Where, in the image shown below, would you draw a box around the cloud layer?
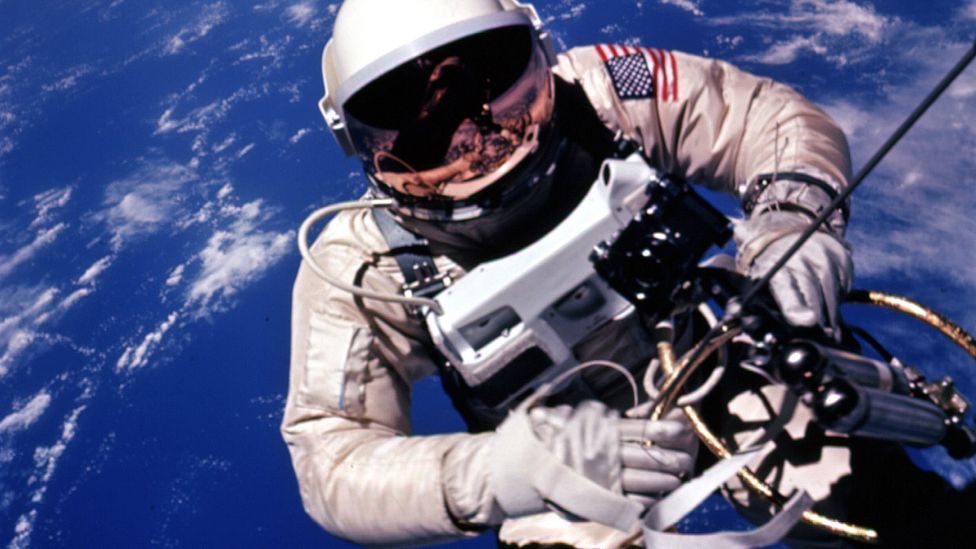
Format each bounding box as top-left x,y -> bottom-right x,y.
0,392 -> 51,435
711,0 -> 893,66
163,2 -> 231,55
99,162 -> 198,250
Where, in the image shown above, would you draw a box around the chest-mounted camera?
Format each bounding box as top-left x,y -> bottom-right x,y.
591,164 -> 732,319
426,153 -> 731,412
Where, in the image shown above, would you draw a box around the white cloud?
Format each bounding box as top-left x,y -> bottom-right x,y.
716,34 -> 745,50
115,195 -> 292,372
12,401 -> 88,548
0,287 -> 59,376
659,0 -> 703,17
30,187 -> 73,228
288,128 -> 311,144
279,81 -> 302,103
99,161 -> 197,250
103,0 -> 126,17
31,403 -> 85,486
0,223 -> 67,280
948,69 -> 976,100
116,311 -> 181,371
710,0 -> 894,67
216,183 -> 233,199
236,34 -> 292,72
163,2 -> 231,55
541,1 -> 588,23
816,37 -> 976,331
714,0 -> 889,41
166,264 -> 185,287
212,134 -> 237,153
58,288 -> 93,311
0,330 -> 35,378
26,289 -> 58,317
253,1 -> 280,12
743,35 -> 827,65
0,282 -> 94,377
155,107 -> 181,134
0,392 -> 51,434
154,84 -> 264,146
177,201 -> 217,230
41,65 -> 95,93
188,200 -> 292,310
964,1 -> 976,20
285,1 -> 316,27
0,56 -> 34,159
155,101 -> 223,135
9,509 -> 36,549
236,143 -> 256,158
77,256 -> 113,286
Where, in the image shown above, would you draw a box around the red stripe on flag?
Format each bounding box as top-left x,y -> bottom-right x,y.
668,50 -> 679,101
608,44 -> 621,58
595,44 -> 609,62
658,49 -> 672,101
644,48 -> 665,101
622,44 -> 635,56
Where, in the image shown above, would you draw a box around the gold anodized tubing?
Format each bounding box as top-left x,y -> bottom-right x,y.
847,289 -> 976,360
652,328 -> 880,543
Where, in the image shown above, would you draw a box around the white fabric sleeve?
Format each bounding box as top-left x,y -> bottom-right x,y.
557,46 -> 852,233
281,210 -> 499,545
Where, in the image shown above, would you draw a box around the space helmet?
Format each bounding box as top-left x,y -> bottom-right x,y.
320,0 -> 559,222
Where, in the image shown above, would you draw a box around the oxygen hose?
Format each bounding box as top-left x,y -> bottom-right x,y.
297,198 -> 445,315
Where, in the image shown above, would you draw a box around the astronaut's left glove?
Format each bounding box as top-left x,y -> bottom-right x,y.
735,210 -> 853,340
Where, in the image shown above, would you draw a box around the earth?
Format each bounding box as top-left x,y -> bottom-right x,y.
1,0 -> 974,547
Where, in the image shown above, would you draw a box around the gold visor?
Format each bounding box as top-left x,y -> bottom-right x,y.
343,26 -> 555,202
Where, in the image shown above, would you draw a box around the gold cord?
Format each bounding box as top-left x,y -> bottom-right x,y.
650,290 -> 976,544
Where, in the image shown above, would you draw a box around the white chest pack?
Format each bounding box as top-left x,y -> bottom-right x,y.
425,154 -> 731,409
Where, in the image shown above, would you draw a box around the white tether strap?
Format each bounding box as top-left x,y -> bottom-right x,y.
636,388 -> 807,548
491,408 -> 645,533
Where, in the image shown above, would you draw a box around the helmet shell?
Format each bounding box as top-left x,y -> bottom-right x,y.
319,0 -> 553,154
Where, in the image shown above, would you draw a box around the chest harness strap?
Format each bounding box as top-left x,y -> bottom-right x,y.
372,208 -> 452,304
372,207 -> 506,432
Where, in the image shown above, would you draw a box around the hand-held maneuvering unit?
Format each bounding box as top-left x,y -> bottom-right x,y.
772,338 -> 976,457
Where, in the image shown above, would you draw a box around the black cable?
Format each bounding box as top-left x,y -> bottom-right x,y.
662,40 -> 976,407
739,39 -> 976,308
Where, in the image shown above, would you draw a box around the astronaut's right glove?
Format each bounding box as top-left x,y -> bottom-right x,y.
484,400 -> 697,531
735,210 -> 853,340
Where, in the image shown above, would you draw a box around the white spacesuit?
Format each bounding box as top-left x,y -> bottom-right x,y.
281,0 -> 859,546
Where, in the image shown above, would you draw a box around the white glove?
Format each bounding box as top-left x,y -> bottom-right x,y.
488,400 -> 697,530
735,211 -> 853,337
617,410 -> 698,506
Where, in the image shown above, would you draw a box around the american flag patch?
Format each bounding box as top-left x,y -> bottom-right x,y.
596,44 -> 679,103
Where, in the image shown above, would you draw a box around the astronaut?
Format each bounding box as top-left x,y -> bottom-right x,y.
281,0 -> 856,546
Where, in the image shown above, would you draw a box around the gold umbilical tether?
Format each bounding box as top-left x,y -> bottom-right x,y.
644,290 -> 976,544
650,324 -> 880,543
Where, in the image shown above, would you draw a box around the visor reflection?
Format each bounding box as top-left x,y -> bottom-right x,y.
343,26 -> 554,201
